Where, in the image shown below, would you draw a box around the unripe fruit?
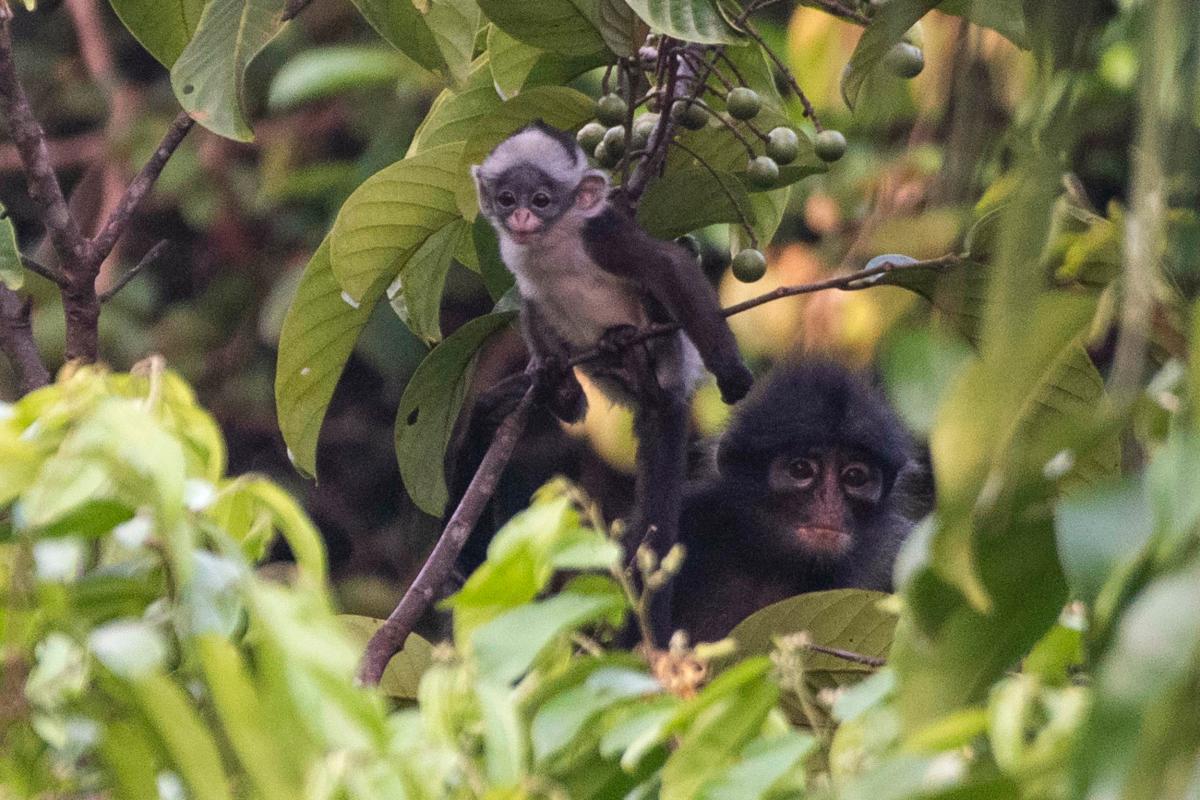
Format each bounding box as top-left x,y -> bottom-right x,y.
814,129 -> 847,162
594,140 -> 619,168
884,42 -> 925,79
671,99 -> 708,130
632,114 -> 659,150
746,155 -> 779,188
602,126 -> 626,157
731,248 -> 767,282
596,93 -> 627,126
765,127 -> 800,164
577,122 -> 606,152
726,87 -> 762,120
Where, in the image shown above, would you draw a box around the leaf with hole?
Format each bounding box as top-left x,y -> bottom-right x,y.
394,311 -> 516,515
171,0 -> 290,142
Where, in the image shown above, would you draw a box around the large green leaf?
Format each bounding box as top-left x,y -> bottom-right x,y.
940,0 -> 1027,47
487,25 -> 608,100
637,167 -> 754,240
410,56 -> 504,154
109,0 -> 205,68
171,0 -> 289,141
348,0 -> 443,73
477,0 -> 608,56
426,0 -> 484,86
840,0 -> 943,109
459,86 -> 597,170
267,46 -> 417,112
624,0 -> 743,44
274,238 -> 388,477
0,201 -> 23,290
726,590 -> 896,690
393,311 -> 516,515
597,0 -> 650,57
388,219 -> 471,345
329,143 -> 466,303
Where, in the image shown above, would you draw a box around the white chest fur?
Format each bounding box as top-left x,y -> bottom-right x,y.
501,218 -> 647,350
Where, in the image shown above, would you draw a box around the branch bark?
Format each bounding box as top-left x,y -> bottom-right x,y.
359,383 -> 537,685
0,286 -> 49,393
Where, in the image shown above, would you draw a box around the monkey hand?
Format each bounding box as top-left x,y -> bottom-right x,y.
531,355 -> 587,422
598,324 -> 640,356
715,363 -> 754,404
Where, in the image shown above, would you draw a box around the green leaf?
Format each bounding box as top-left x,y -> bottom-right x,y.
472,588 -> 626,684
477,0 -> 608,55
624,0 -> 743,44
394,311 -> 516,515
337,615 -> 434,699
267,46 -> 416,112
477,681 -> 528,786
330,143 -> 466,303
1055,478 -> 1152,605
459,85 -> 597,174
275,237 -> 388,478
637,167 -> 755,240
487,25 -> 608,99
109,0 -> 205,68
531,667 -> 662,762
597,0 -> 650,57
348,0 -> 444,73
880,327 -> 974,438
388,219 -> 470,344
410,57 -> 503,154
727,590 -> 896,690
425,0 -> 483,86
171,0 -> 289,142
700,731 -> 815,800
0,201 -> 23,290
841,0 -> 943,109
222,478 -> 327,586
939,0 -> 1027,47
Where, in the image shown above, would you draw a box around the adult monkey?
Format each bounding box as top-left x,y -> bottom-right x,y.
672,360 -> 933,642
472,122 -> 753,644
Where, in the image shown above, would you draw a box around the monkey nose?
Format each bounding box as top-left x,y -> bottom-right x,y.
508,208 -> 541,233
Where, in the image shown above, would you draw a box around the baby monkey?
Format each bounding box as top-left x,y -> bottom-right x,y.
472,122 -> 753,643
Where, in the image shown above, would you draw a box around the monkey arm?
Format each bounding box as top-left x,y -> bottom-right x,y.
520,301 -> 587,423
584,210 -> 752,404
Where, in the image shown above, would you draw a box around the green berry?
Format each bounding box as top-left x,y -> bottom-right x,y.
814,129 -> 847,162
632,114 -> 659,150
726,87 -> 762,120
594,140 -> 619,168
884,42 -> 925,79
602,126 -> 627,158
671,99 -> 708,130
596,93 -> 628,126
765,127 -> 800,164
577,122 -> 606,152
746,155 -> 779,189
731,249 -> 767,282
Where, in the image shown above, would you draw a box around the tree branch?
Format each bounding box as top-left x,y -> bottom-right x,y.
359,382 -> 537,685
804,642 -> 885,668
19,255 -> 65,286
0,286 -> 49,393
88,113 -> 193,269
99,240 -> 169,302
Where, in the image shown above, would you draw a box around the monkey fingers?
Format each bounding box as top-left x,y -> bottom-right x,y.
531,355 -> 587,422
598,324 -> 641,356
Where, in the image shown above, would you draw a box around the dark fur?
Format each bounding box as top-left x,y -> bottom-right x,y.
671,360 -> 931,642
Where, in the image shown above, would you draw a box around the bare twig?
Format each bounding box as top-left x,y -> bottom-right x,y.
670,139 -> 759,247
0,286 -> 49,393
99,240 -> 169,302
738,18 -> 822,127
804,642 -> 885,668
359,383 -> 538,685
19,256 -> 65,286
88,113 -> 194,268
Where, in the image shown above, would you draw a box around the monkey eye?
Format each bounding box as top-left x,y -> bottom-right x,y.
497,190 -> 517,208
841,464 -> 871,488
786,458 -> 818,485
531,191 -> 552,209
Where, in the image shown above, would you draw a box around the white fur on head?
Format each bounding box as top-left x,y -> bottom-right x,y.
477,126 -> 585,184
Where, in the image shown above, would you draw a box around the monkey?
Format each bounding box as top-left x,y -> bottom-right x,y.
669,359 -> 932,643
471,122 -> 754,643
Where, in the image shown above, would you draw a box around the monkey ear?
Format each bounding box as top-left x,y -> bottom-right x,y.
471,165 -> 492,213
575,169 -> 609,215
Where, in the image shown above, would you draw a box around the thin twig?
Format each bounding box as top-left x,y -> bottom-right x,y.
88,113 -> 193,268
671,139 -> 758,246
804,642 -> 885,668
99,240 -> 169,302
0,286 -> 49,393
19,256 -> 65,286
739,18 -> 822,127
359,382 -> 538,685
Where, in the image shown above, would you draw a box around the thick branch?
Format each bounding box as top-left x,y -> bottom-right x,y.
359,384 -> 537,685
0,286 -> 49,393
0,8 -> 87,270
88,113 -> 193,268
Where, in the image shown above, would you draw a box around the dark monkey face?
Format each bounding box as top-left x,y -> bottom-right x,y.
761,445 -> 885,560
475,165 -> 607,245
